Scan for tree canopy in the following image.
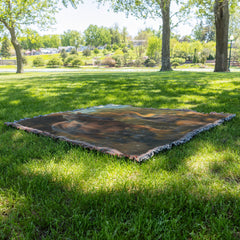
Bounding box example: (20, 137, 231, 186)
(0, 0, 83, 73)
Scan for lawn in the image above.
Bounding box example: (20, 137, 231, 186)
(0, 71, 239, 239)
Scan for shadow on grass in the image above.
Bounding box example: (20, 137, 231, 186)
(0, 71, 240, 239)
(0, 139, 239, 239)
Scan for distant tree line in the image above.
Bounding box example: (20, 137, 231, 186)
(0, 0, 239, 73)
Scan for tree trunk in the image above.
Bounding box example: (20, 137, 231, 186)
(214, 0, 229, 72)
(9, 27, 24, 73)
(160, 0, 172, 71)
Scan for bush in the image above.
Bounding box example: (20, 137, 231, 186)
(70, 48, 78, 55)
(106, 45, 112, 51)
(60, 49, 68, 60)
(103, 49, 108, 55)
(144, 58, 156, 67)
(22, 56, 28, 65)
(133, 58, 143, 67)
(170, 58, 185, 65)
(47, 57, 63, 68)
(94, 58, 101, 66)
(171, 62, 180, 68)
(112, 55, 123, 67)
(112, 44, 119, 51)
(102, 57, 116, 67)
(93, 48, 99, 54)
(71, 57, 83, 67)
(82, 49, 91, 57)
(64, 56, 75, 66)
(122, 47, 128, 53)
(33, 56, 45, 67)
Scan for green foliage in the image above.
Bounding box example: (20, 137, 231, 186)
(114, 49, 124, 55)
(82, 49, 91, 57)
(70, 48, 78, 55)
(40, 34, 61, 48)
(112, 43, 119, 51)
(61, 30, 83, 49)
(71, 57, 83, 67)
(146, 36, 161, 63)
(122, 47, 128, 53)
(0, 0, 60, 32)
(103, 49, 108, 55)
(106, 44, 112, 51)
(171, 62, 180, 68)
(0, 37, 11, 59)
(33, 56, 45, 67)
(64, 55, 76, 66)
(93, 48, 100, 54)
(84, 25, 111, 47)
(60, 49, 68, 60)
(133, 58, 144, 67)
(102, 57, 116, 67)
(94, 58, 101, 66)
(64, 55, 83, 67)
(22, 56, 28, 65)
(109, 24, 121, 45)
(19, 29, 42, 51)
(112, 55, 124, 67)
(144, 58, 156, 67)
(193, 21, 215, 42)
(170, 58, 186, 65)
(47, 57, 63, 68)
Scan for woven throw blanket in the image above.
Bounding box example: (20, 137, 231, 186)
(5, 104, 235, 162)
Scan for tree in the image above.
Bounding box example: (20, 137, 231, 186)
(1, 36, 11, 59)
(96, 0, 177, 71)
(193, 20, 215, 42)
(229, 5, 240, 40)
(0, 0, 82, 73)
(121, 27, 129, 44)
(146, 36, 162, 63)
(214, 0, 229, 71)
(40, 34, 61, 48)
(109, 24, 121, 45)
(134, 28, 154, 44)
(84, 25, 111, 47)
(188, 0, 239, 72)
(61, 30, 83, 49)
(20, 29, 42, 51)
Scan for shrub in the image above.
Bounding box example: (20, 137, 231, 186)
(133, 58, 143, 67)
(47, 57, 62, 68)
(60, 49, 68, 60)
(122, 47, 128, 53)
(70, 48, 78, 55)
(114, 49, 124, 55)
(82, 49, 91, 57)
(112, 55, 123, 67)
(33, 56, 45, 67)
(94, 58, 101, 66)
(144, 58, 156, 67)
(22, 56, 28, 65)
(106, 45, 112, 51)
(103, 49, 108, 55)
(171, 62, 180, 68)
(102, 57, 116, 67)
(170, 58, 185, 65)
(71, 57, 83, 67)
(64, 56, 75, 66)
(112, 44, 119, 51)
(94, 48, 99, 54)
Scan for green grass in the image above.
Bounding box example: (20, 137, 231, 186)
(0, 71, 239, 239)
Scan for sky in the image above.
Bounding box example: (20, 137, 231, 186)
(40, 1, 195, 37)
